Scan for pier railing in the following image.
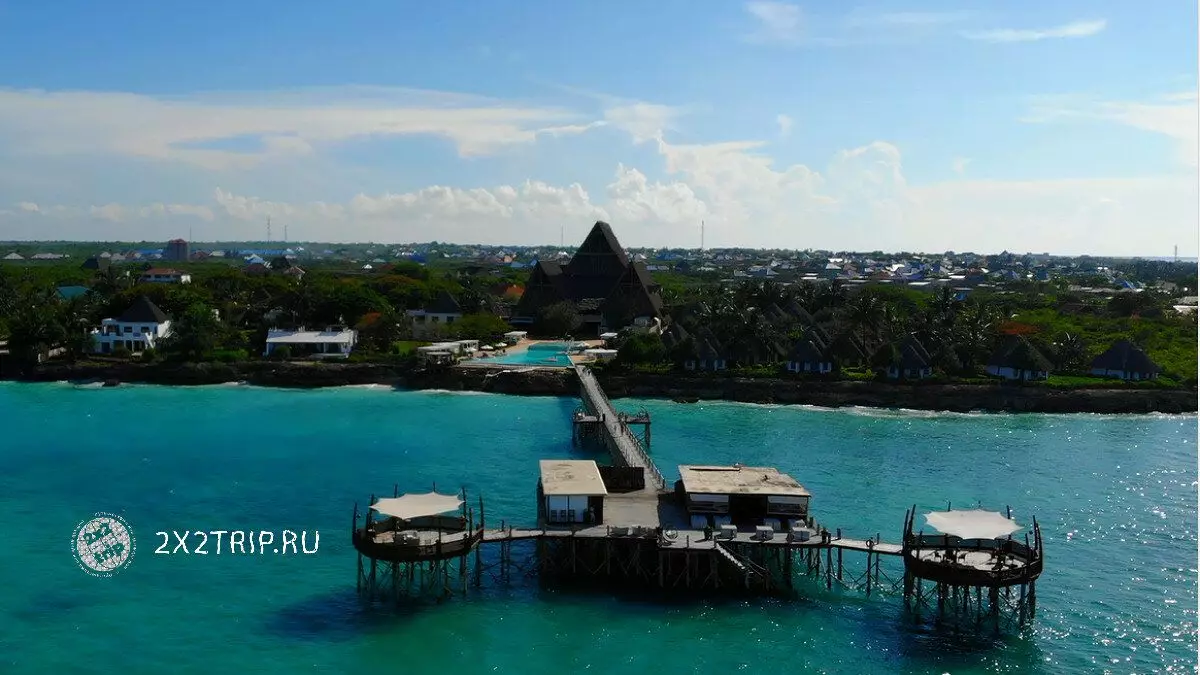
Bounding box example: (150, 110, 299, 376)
(575, 366, 666, 491)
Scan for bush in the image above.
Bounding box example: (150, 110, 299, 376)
(615, 333, 666, 366)
(271, 345, 292, 360)
(111, 346, 130, 359)
(208, 349, 249, 363)
(140, 348, 157, 362)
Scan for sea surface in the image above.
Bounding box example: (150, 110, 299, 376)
(0, 382, 1195, 675)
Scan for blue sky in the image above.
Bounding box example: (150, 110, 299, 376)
(0, 1, 1195, 254)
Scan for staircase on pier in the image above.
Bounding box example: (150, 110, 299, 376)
(574, 365, 666, 491)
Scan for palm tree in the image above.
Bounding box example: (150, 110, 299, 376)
(1052, 332, 1088, 372)
(954, 299, 999, 373)
(839, 292, 884, 351)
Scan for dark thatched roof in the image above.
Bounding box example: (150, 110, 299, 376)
(988, 336, 1053, 372)
(425, 290, 462, 315)
(1090, 340, 1160, 375)
(117, 296, 168, 323)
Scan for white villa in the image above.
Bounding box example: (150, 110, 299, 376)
(138, 268, 192, 284)
(406, 290, 463, 339)
(91, 296, 172, 354)
(263, 327, 357, 358)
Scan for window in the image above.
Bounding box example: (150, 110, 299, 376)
(567, 509, 576, 522)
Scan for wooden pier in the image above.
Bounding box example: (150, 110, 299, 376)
(573, 365, 664, 490)
(351, 364, 1043, 631)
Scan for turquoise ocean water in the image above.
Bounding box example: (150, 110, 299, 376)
(0, 382, 1195, 674)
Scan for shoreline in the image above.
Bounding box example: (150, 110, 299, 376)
(7, 360, 1196, 414)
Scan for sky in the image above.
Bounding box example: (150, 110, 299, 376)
(0, 0, 1196, 255)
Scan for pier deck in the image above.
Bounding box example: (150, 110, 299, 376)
(480, 524, 900, 555)
(575, 365, 666, 490)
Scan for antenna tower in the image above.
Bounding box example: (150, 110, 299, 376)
(701, 220, 705, 251)
(267, 216, 272, 243)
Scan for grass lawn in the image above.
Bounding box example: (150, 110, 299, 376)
(392, 340, 431, 355)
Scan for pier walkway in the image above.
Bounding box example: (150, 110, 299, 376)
(575, 365, 666, 491)
(480, 524, 902, 556)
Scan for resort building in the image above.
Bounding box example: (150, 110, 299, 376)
(676, 328, 729, 371)
(512, 221, 664, 335)
(502, 331, 527, 345)
(538, 459, 607, 526)
(986, 336, 1053, 381)
(163, 239, 190, 262)
(91, 296, 172, 354)
(675, 464, 811, 527)
(407, 290, 464, 339)
(80, 255, 110, 271)
(786, 336, 833, 374)
(1089, 340, 1161, 380)
(263, 326, 357, 358)
(415, 340, 479, 365)
(138, 268, 191, 284)
(873, 336, 934, 379)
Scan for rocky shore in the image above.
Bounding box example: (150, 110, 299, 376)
(10, 359, 1196, 414)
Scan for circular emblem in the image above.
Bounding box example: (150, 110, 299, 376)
(72, 513, 135, 577)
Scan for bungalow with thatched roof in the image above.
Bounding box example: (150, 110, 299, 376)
(1089, 340, 1161, 380)
(681, 328, 729, 372)
(872, 335, 934, 380)
(786, 332, 833, 374)
(985, 336, 1053, 381)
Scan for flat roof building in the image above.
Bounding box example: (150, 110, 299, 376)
(264, 327, 357, 358)
(538, 459, 607, 526)
(677, 464, 811, 524)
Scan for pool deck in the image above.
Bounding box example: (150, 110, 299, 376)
(458, 339, 603, 368)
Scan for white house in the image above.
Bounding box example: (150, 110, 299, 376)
(406, 290, 463, 338)
(91, 296, 172, 353)
(138, 268, 192, 284)
(263, 326, 357, 358)
(539, 459, 607, 526)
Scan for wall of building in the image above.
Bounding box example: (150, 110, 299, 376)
(544, 494, 594, 523)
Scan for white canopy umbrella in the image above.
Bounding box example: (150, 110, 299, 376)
(924, 509, 1022, 540)
(371, 492, 463, 520)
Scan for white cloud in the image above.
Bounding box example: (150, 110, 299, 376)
(845, 11, 973, 28)
(952, 157, 971, 175)
(962, 19, 1107, 43)
(2, 86, 1195, 256)
(776, 114, 793, 137)
(0, 86, 590, 169)
(742, 1, 805, 46)
(1023, 91, 1198, 166)
(603, 102, 683, 143)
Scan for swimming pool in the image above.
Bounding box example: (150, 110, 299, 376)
(486, 342, 574, 367)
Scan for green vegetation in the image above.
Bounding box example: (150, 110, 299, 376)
(608, 280, 1195, 388)
(0, 257, 522, 371)
(0, 254, 1194, 392)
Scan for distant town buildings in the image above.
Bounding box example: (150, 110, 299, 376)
(164, 239, 190, 262)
